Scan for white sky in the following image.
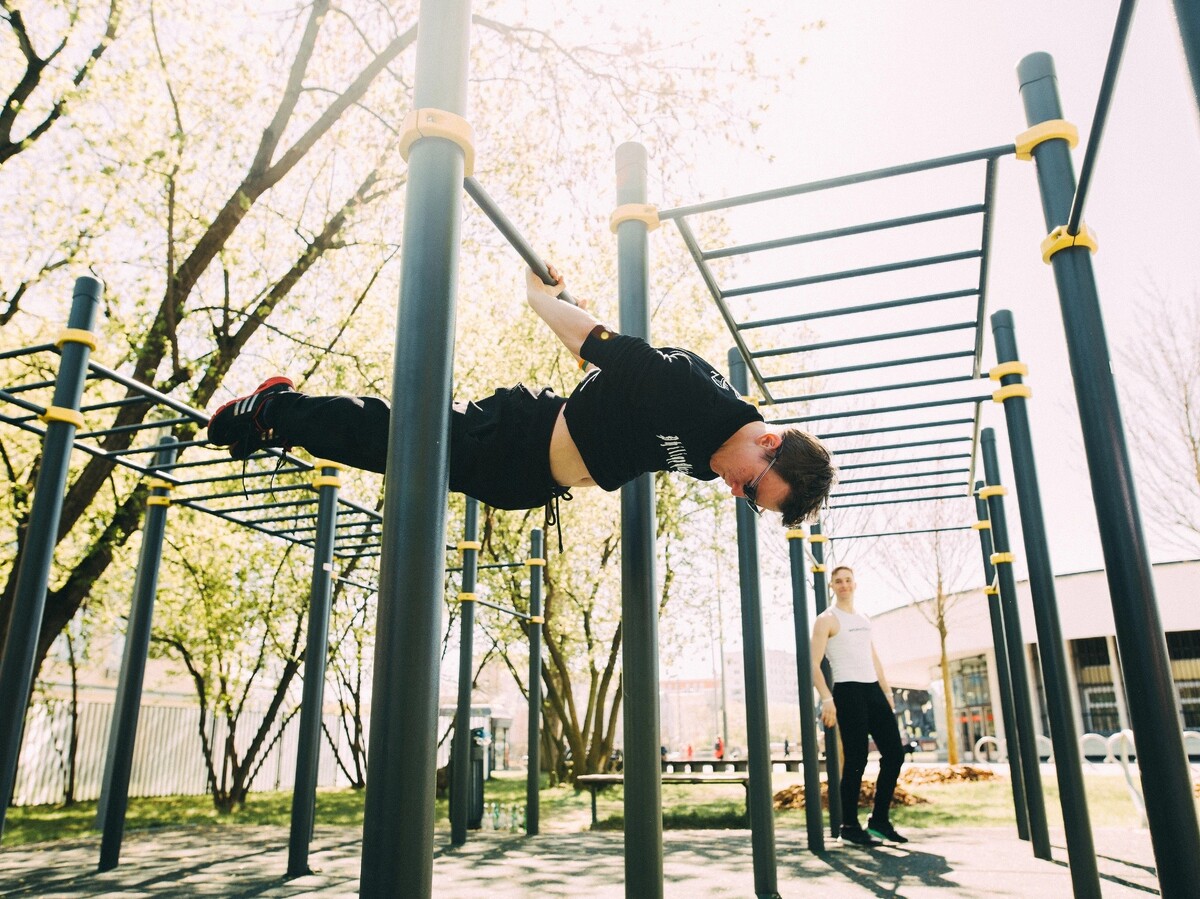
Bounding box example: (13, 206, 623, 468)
(616, 1, 1200, 663)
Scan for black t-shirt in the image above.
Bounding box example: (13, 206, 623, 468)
(563, 328, 764, 491)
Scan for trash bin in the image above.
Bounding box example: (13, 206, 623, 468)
(469, 727, 487, 829)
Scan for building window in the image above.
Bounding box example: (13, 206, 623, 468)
(1167, 630, 1200, 728)
(1073, 637, 1119, 735)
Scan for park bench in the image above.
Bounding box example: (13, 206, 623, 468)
(575, 772, 751, 827)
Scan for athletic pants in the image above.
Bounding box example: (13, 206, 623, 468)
(834, 680, 905, 828)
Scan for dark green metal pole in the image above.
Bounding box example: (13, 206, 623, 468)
(979, 432, 1052, 862)
(288, 462, 343, 876)
(1018, 53, 1200, 897)
(786, 530, 823, 852)
(728, 352, 780, 899)
(1171, 0, 1200, 121)
(809, 522, 841, 838)
(971, 482, 1029, 843)
(526, 529, 544, 836)
(450, 498, 480, 846)
(359, 1, 471, 893)
(97, 437, 177, 871)
(0, 276, 100, 837)
(614, 140, 663, 899)
(988, 315, 1101, 896)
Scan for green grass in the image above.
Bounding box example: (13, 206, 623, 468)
(4, 769, 1190, 847)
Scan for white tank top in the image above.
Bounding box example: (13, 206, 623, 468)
(824, 606, 877, 684)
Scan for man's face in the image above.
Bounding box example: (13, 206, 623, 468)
(831, 569, 856, 598)
(713, 440, 788, 515)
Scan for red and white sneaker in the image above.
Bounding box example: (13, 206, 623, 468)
(206, 377, 294, 460)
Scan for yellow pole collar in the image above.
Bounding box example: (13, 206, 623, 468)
(808, 534, 828, 544)
(147, 478, 175, 493)
(977, 485, 1008, 499)
(785, 529, 807, 541)
(312, 458, 350, 472)
(989, 361, 1029, 381)
(993, 384, 1033, 403)
(146, 496, 172, 507)
(312, 475, 342, 490)
(1014, 119, 1079, 160)
(1041, 223, 1098, 264)
(528, 615, 545, 624)
(984, 585, 999, 596)
(990, 552, 1015, 565)
(526, 558, 546, 567)
(971, 520, 991, 530)
(56, 328, 98, 352)
(458, 541, 482, 551)
(40, 406, 85, 428)
(609, 203, 660, 233)
(399, 108, 475, 177)
(811, 564, 825, 573)
(457, 592, 476, 603)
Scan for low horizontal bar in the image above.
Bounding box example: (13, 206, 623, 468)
(0, 389, 46, 418)
(658, 144, 1016, 219)
(703, 204, 986, 261)
(778, 395, 988, 425)
(815, 417, 975, 441)
(828, 436, 974, 456)
(741, 288, 979, 331)
(828, 525, 975, 540)
(0, 343, 57, 361)
(446, 561, 526, 572)
(105, 438, 213, 456)
(186, 482, 311, 503)
(832, 479, 969, 499)
(79, 396, 154, 414)
(469, 596, 533, 621)
(837, 467, 970, 487)
(775, 374, 974, 405)
(829, 491, 971, 510)
(753, 321, 977, 359)
(334, 575, 378, 592)
(762, 350, 976, 385)
(726, 250, 982, 299)
(839, 452, 972, 471)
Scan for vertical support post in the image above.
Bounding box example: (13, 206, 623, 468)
(0, 276, 101, 835)
(809, 522, 841, 837)
(526, 529, 544, 836)
(614, 140, 663, 899)
(1105, 636, 1131, 732)
(288, 461, 343, 876)
(786, 529, 823, 852)
(979, 433, 1053, 861)
(96, 437, 177, 871)
(450, 498, 480, 846)
(1171, 0, 1200, 123)
(971, 482, 1030, 843)
(728, 351, 779, 899)
(1017, 53, 1200, 897)
(359, 2, 472, 894)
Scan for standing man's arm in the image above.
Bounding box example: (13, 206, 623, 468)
(811, 614, 838, 727)
(872, 644, 894, 710)
(525, 266, 601, 357)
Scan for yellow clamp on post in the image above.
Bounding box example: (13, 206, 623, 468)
(1014, 119, 1079, 160)
(457, 592, 476, 604)
(609, 203, 660, 233)
(39, 406, 85, 428)
(990, 552, 1015, 565)
(147, 478, 174, 492)
(56, 328, 98, 352)
(808, 534, 828, 544)
(741, 395, 760, 408)
(146, 496, 172, 507)
(993, 384, 1033, 403)
(971, 520, 991, 530)
(458, 541, 482, 552)
(977, 485, 1008, 499)
(989, 361, 1029, 381)
(811, 564, 825, 573)
(399, 108, 475, 177)
(526, 558, 546, 567)
(312, 475, 342, 490)
(1040, 223, 1098, 264)
(984, 585, 999, 596)
(312, 458, 350, 472)
(528, 615, 545, 624)
(785, 529, 807, 541)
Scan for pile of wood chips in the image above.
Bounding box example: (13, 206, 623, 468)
(773, 779, 927, 811)
(899, 765, 999, 786)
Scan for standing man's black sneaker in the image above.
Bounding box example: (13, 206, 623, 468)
(840, 825, 883, 846)
(867, 818, 909, 843)
(207, 377, 294, 459)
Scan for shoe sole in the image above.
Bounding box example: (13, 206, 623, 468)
(866, 828, 907, 843)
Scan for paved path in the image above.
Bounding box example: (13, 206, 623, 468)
(0, 825, 1160, 897)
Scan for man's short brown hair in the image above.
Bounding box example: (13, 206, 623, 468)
(830, 565, 854, 579)
(774, 428, 836, 527)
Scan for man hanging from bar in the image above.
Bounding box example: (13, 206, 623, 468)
(206, 266, 835, 527)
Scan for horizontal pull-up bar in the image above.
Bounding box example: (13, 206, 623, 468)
(828, 436, 974, 456)
(774, 374, 974, 405)
(778, 394, 988, 425)
(837, 467, 970, 487)
(703, 204, 986, 261)
(833, 479, 969, 499)
(815, 417, 975, 441)
(762, 350, 975, 385)
(839, 452, 972, 471)
(741, 288, 979, 331)
(725, 249, 982, 299)
(753, 321, 977, 359)
(827, 525, 976, 541)
(830, 490, 971, 510)
(658, 144, 1016, 219)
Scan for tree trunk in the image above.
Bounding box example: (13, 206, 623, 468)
(939, 623, 959, 764)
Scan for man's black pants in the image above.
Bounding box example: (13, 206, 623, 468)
(834, 680, 905, 828)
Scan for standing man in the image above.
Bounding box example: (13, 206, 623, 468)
(811, 565, 908, 846)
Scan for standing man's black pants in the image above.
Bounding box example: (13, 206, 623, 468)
(834, 680, 905, 827)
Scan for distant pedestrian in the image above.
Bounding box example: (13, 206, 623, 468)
(714, 736, 725, 761)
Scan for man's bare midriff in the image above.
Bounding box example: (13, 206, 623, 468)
(549, 406, 597, 489)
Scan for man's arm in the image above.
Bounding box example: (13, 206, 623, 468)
(525, 266, 601, 357)
(811, 614, 838, 727)
(872, 643, 894, 710)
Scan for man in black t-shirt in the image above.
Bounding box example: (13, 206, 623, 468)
(207, 268, 835, 527)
